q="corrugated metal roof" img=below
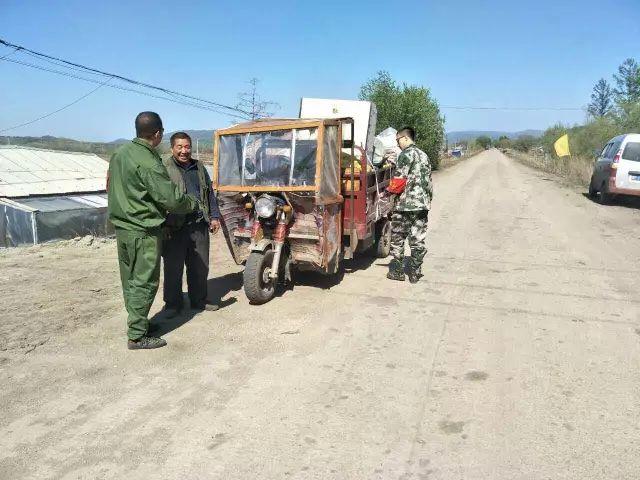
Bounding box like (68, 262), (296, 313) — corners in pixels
(0, 146), (109, 198)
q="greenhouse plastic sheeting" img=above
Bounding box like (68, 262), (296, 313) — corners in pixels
(318, 126), (340, 203)
(0, 194), (113, 248)
(0, 202), (34, 247)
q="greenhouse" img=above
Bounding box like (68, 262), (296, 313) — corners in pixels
(0, 146), (112, 247)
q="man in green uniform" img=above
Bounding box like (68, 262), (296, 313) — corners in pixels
(387, 127), (433, 284)
(108, 112), (200, 350)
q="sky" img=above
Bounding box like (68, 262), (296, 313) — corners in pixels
(0, 0), (638, 141)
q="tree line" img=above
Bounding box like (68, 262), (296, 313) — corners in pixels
(478, 58), (640, 158)
(545, 57), (640, 158)
(471, 134), (538, 153)
(359, 71), (445, 169)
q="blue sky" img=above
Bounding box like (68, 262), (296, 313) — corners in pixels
(0, 0), (638, 141)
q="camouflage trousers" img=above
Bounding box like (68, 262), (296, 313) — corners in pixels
(390, 210), (429, 271)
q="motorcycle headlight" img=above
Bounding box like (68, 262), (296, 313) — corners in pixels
(255, 195), (277, 218)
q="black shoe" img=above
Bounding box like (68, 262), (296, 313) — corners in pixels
(387, 270), (406, 281)
(407, 270), (422, 284)
(192, 303), (219, 312)
(387, 259), (405, 281)
(127, 336), (167, 350)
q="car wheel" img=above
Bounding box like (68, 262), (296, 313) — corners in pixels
(588, 177), (597, 198)
(598, 182), (612, 205)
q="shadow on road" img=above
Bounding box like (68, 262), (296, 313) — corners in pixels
(207, 271), (243, 307)
(148, 273), (242, 336)
(292, 270), (345, 290)
(289, 254), (379, 291)
(181, 253), (386, 305)
(377, 256), (417, 272)
(581, 192), (640, 209)
(148, 307), (197, 337)
(344, 254), (378, 273)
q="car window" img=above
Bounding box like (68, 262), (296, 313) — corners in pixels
(611, 140), (622, 158)
(622, 142), (640, 162)
(600, 143), (612, 158)
(608, 140), (622, 158)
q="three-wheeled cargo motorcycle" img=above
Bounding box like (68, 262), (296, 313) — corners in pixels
(213, 117), (395, 304)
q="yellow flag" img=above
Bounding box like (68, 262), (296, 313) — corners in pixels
(554, 134), (571, 157)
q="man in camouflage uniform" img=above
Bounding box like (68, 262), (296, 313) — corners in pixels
(387, 127), (433, 284)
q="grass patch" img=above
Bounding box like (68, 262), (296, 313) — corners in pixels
(507, 149), (593, 187)
(438, 148), (483, 170)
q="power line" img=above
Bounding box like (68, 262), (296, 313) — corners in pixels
(0, 38), (587, 119)
(0, 38), (252, 118)
(0, 56), (249, 120)
(0, 46), (20, 60)
(21, 49), (109, 78)
(0, 50), (249, 119)
(441, 105), (585, 112)
(0, 77), (113, 134)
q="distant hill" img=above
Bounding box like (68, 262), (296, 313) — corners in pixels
(167, 129), (545, 146)
(0, 132), (215, 158)
(163, 130), (216, 145)
(2, 128), (543, 157)
(0, 135), (118, 159)
(447, 130), (543, 143)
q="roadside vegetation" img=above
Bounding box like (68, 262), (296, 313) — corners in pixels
(359, 71), (445, 169)
(437, 141), (484, 169)
(495, 58), (640, 186)
(438, 150), (481, 170)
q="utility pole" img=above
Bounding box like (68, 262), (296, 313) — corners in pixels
(196, 138), (199, 160)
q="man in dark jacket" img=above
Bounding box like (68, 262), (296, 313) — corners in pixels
(108, 113), (200, 350)
(162, 132), (222, 316)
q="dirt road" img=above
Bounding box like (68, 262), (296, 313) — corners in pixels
(2, 149), (639, 479)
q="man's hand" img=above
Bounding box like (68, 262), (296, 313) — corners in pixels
(209, 219), (221, 234)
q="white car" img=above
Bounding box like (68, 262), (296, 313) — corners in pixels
(589, 133), (640, 204)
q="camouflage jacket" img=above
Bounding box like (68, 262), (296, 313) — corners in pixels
(394, 144), (433, 211)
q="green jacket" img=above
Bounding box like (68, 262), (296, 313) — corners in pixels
(107, 138), (199, 232)
(162, 156), (210, 230)
(394, 144), (433, 211)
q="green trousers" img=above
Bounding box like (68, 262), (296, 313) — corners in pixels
(115, 229), (161, 340)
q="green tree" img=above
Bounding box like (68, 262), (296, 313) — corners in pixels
(588, 78), (613, 117)
(617, 100), (640, 131)
(613, 58), (640, 104)
(540, 120), (618, 159)
(359, 71), (445, 169)
(513, 135), (537, 152)
(495, 135), (511, 149)
(359, 71), (398, 133)
(532, 59), (640, 164)
(475, 135), (492, 149)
